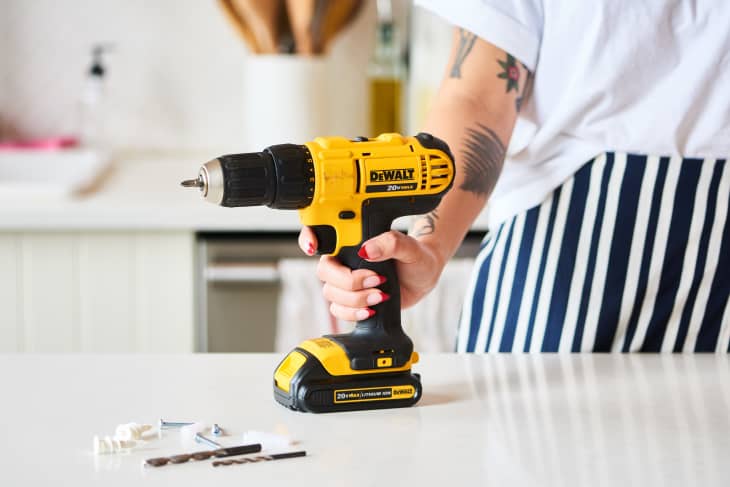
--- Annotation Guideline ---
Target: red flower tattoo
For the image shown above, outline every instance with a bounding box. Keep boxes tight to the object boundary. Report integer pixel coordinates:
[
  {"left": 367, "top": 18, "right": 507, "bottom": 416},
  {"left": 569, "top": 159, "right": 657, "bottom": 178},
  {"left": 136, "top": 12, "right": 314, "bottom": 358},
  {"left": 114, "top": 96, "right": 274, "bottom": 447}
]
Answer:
[{"left": 497, "top": 54, "right": 520, "bottom": 93}]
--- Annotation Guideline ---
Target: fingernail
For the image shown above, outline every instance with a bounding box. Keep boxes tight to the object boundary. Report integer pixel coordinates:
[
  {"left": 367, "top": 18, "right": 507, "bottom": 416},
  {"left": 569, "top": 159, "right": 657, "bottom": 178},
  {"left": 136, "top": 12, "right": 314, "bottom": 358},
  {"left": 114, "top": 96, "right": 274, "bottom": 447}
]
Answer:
[
  {"left": 363, "top": 275, "right": 382, "bottom": 288},
  {"left": 366, "top": 292, "right": 383, "bottom": 306},
  {"left": 366, "top": 292, "right": 390, "bottom": 305},
  {"left": 357, "top": 246, "right": 370, "bottom": 259},
  {"left": 360, "top": 244, "right": 383, "bottom": 260},
  {"left": 306, "top": 243, "right": 315, "bottom": 255},
  {"left": 355, "top": 308, "right": 375, "bottom": 320}
]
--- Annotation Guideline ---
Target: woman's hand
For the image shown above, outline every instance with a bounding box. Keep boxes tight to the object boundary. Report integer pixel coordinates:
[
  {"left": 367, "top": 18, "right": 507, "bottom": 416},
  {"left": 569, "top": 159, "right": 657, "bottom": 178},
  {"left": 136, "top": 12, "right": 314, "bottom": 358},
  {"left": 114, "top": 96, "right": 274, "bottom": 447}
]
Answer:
[{"left": 298, "top": 227, "right": 446, "bottom": 321}]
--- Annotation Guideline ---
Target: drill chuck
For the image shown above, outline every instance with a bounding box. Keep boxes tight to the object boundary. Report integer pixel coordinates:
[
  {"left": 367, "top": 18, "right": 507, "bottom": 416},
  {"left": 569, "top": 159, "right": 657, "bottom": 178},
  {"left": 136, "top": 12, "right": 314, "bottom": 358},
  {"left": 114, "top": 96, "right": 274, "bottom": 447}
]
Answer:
[{"left": 182, "top": 144, "right": 315, "bottom": 209}]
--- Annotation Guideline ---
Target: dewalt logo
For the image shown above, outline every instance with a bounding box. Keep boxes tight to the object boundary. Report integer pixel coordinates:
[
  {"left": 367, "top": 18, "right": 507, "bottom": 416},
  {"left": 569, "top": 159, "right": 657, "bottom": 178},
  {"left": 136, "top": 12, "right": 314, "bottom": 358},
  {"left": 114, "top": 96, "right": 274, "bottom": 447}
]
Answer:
[
  {"left": 370, "top": 168, "right": 415, "bottom": 182},
  {"left": 392, "top": 387, "right": 414, "bottom": 397}
]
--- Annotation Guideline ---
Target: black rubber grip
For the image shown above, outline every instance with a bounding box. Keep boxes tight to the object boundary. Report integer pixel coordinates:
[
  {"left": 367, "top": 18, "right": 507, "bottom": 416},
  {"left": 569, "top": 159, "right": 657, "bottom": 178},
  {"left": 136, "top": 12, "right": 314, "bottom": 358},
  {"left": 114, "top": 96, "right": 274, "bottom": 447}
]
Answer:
[
  {"left": 218, "top": 152, "right": 276, "bottom": 207},
  {"left": 327, "top": 194, "right": 442, "bottom": 370},
  {"left": 334, "top": 243, "right": 411, "bottom": 368},
  {"left": 217, "top": 145, "right": 314, "bottom": 209},
  {"left": 265, "top": 144, "right": 315, "bottom": 209}
]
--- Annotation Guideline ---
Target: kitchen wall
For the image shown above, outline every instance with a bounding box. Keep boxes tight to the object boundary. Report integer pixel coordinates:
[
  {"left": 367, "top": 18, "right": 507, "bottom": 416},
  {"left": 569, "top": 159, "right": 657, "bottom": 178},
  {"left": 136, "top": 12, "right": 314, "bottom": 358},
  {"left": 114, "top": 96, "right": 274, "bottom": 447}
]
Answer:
[
  {"left": 0, "top": 7, "right": 10, "bottom": 138},
  {"left": 0, "top": 0, "right": 400, "bottom": 153},
  {"left": 406, "top": 6, "right": 452, "bottom": 136}
]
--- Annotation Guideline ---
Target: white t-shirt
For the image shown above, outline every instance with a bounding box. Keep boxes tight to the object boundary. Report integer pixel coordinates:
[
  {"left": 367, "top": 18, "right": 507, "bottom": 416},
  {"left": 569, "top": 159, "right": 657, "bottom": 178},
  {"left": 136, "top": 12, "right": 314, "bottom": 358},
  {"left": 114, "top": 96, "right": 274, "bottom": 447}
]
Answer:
[{"left": 416, "top": 0, "right": 730, "bottom": 227}]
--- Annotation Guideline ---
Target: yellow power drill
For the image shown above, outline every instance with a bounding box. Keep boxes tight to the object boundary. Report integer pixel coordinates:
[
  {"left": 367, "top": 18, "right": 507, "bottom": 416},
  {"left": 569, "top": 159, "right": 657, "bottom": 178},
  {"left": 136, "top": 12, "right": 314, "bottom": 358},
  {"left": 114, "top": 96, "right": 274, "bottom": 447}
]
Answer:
[{"left": 182, "top": 133, "right": 454, "bottom": 413}]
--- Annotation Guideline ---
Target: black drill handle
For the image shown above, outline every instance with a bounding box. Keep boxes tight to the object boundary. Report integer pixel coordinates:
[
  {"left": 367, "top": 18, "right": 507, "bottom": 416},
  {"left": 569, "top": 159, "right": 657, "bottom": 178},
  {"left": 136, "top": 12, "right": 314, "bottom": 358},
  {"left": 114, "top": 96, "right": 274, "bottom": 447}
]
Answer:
[
  {"left": 337, "top": 243, "right": 402, "bottom": 339},
  {"left": 311, "top": 211, "right": 413, "bottom": 369},
  {"left": 331, "top": 207, "right": 414, "bottom": 370}
]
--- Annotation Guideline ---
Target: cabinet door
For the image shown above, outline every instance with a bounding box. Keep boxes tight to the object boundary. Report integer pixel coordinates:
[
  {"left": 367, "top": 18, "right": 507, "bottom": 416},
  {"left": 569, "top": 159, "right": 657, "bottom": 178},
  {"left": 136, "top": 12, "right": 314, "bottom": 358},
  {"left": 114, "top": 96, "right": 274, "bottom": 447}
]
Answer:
[
  {"left": 1, "top": 231, "right": 194, "bottom": 352},
  {"left": 0, "top": 234, "right": 21, "bottom": 351},
  {"left": 78, "top": 232, "right": 195, "bottom": 352},
  {"left": 20, "top": 234, "right": 78, "bottom": 352},
  {"left": 133, "top": 232, "right": 195, "bottom": 352},
  {"left": 77, "top": 234, "right": 136, "bottom": 352}
]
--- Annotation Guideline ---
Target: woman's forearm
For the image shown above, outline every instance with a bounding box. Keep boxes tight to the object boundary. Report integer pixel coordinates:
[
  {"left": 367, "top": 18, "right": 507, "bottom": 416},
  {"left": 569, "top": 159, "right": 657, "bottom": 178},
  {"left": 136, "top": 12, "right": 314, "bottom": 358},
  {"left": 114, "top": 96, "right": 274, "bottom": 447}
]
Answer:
[{"left": 411, "top": 29, "right": 530, "bottom": 267}]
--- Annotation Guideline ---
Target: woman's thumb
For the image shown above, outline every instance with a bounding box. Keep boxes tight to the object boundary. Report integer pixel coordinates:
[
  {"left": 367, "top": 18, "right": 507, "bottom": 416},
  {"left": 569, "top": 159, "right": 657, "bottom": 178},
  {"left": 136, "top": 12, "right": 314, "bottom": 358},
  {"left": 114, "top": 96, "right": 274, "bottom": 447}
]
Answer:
[{"left": 357, "top": 230, "right": 421, "bottom": 264}]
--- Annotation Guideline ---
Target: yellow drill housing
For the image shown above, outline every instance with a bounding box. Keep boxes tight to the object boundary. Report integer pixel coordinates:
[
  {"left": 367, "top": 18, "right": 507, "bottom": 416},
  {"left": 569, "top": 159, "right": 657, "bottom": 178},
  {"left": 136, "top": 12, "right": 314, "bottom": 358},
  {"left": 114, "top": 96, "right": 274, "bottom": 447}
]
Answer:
[{"left": 300, "top": 133, "right": 454, "bottom": 255}]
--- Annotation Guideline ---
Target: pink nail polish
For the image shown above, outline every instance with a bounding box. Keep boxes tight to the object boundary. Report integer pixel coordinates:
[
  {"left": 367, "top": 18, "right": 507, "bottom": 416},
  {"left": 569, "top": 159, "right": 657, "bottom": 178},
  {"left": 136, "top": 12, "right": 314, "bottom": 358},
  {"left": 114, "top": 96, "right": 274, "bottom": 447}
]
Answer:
[
  {"left": 380, "top": 292, "right": 391, "bottom": 302},
  {"left": 307, "top": 243, "right": 315, "bottom": 255}
]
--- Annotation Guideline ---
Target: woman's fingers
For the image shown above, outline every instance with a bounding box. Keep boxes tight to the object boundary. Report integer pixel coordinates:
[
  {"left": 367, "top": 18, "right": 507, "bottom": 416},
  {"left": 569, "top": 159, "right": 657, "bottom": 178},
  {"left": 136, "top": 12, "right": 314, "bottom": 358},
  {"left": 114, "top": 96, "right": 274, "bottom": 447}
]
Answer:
[
  {"left": 358, "top": 230, "right": 422, "bottom": 263},
  {"left": 329, "top": 302, "right": 376, "bottom": 322},
  {"left": 298, "top": 226, "right": 317, "bottom": 255},
  {"left": 322, "top": 282, "right": 390, "bottom": 309},
  {"left": 316, "top": 256, "right": 385, "bottom": 291}
]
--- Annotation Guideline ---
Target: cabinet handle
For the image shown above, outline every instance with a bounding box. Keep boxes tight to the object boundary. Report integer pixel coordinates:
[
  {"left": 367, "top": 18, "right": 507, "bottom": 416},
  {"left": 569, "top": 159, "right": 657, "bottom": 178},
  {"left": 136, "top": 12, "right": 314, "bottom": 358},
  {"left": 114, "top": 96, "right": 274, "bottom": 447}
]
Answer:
[{"left": 205, "top": 263, "right": 279, "bottom": 283}]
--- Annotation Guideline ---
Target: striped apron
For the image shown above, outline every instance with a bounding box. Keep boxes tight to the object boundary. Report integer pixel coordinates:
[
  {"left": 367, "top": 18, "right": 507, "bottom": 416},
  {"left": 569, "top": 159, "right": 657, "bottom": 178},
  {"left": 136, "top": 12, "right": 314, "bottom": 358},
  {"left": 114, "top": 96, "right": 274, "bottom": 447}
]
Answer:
[{"left": 458, "top": 152, "right": 730, "bottom": 353}]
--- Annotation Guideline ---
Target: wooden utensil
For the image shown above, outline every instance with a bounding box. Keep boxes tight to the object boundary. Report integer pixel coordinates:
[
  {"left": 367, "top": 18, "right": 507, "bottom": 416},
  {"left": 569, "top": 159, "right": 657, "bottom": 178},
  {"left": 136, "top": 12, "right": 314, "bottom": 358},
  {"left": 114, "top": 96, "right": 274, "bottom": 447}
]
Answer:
[
  {"left": 218, "top": 0, "right": 260, "bottom": 53},
  {"left": 316, "top": 0, "right": 363, "bottom": 54},
  {"left": 286, "top": 0, "right": 317, "bottom": 55},
  {"left": 236, "top": 0, "right": 284, "bottom": 54},
  {"left": 219, "top": 0, "right": 284, "bottom": 54}
]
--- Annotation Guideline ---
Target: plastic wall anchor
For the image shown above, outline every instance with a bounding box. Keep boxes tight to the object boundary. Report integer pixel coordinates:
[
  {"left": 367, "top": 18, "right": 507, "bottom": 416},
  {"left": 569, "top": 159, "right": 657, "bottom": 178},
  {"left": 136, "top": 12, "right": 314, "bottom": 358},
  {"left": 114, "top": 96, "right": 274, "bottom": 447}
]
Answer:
[
  {"left": 94, "top": 435, "right": 136, "bottom": 455},
  {"left": 114, "top": 423, "right": 154, "bottom": 441}
]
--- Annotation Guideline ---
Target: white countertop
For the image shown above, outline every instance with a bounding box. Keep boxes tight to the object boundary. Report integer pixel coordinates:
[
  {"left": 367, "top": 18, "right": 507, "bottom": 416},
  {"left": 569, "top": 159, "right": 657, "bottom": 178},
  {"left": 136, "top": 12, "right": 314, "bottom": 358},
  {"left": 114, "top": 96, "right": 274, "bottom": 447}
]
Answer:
[
  {"left": 0, "top": 154, "right": 491, "bottom": 232},
  {"left": 1, "top": 353, "right": 728, "bottom": 486}
]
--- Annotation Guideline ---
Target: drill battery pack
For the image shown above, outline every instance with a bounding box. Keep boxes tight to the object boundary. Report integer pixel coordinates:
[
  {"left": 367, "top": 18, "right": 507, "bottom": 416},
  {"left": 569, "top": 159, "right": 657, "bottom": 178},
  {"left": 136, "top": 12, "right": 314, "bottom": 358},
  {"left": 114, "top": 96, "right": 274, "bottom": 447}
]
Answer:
[{"left": 274, "top": 339, "right": 422, "bottom": 413}]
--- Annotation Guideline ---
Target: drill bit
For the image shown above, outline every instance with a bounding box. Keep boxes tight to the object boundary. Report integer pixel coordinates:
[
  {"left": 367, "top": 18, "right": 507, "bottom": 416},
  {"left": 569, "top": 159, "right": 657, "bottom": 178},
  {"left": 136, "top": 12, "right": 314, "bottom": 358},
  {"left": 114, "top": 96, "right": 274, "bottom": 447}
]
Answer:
[
  {"left": 144, "top": 443, "right": 262, "bottom": 467},
  {"left": 211, "top": 450, "right": 306, "bottom": 467},
  {"left": 181, "top": 178, "right": 204, "bottom": 188}
]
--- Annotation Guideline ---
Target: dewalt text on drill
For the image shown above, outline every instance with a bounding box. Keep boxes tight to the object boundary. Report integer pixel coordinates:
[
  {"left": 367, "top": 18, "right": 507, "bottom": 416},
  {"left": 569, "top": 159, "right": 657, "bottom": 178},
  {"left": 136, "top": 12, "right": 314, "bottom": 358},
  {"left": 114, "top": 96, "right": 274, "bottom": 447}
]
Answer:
[{"left": 182, "top": 133, "right": 454, "bottom": 413}]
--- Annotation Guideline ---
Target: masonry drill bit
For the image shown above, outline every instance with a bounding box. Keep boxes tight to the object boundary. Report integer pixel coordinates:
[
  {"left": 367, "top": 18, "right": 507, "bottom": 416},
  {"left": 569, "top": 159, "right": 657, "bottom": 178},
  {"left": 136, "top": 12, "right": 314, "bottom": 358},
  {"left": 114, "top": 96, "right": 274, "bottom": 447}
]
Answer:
[{"left": 211, "top": 450, "right": 306, "bottom": 467}]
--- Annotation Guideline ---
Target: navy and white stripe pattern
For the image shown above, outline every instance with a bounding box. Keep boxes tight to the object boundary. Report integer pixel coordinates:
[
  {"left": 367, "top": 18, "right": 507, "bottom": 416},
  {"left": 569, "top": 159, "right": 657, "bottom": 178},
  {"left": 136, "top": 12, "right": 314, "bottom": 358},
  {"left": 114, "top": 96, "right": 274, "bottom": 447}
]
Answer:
[{"left": 458, "top": 153, "right": 730, "bottom": 352}]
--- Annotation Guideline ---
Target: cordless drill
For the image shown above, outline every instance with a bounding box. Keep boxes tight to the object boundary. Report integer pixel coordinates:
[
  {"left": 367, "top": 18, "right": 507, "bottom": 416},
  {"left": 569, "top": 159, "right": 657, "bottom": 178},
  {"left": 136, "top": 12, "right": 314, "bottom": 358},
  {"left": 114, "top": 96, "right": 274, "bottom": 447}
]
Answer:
[{"left": 182, "top": 133, "right": 454, "bottom": 413}]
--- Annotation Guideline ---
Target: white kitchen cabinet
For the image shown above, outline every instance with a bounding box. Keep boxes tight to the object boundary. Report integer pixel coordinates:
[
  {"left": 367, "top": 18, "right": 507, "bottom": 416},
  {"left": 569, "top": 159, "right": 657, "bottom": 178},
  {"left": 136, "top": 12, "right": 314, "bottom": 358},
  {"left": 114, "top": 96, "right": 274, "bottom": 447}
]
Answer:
[
  {"left": 21, "top": 234, "right": 78, "bottom": 351},
  {"left": 0, "top": 232, "right": 194, "bottom": 352},
  {"left": 0, "top": 235, "right": 20, "bottom": 351}
]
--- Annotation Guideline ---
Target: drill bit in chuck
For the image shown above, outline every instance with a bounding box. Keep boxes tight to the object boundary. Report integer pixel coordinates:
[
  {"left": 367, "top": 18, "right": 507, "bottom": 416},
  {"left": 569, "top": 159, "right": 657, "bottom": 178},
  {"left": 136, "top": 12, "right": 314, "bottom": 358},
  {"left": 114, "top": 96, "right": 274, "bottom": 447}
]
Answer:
[{"left": 181, "top": 178, "right": 204, "bottom": 189}]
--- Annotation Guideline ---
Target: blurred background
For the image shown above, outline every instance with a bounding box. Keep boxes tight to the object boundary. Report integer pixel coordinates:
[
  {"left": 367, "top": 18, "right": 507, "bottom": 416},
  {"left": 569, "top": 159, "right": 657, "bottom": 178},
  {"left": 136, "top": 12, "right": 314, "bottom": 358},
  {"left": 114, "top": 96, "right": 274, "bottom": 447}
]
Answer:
[{"left": 0, "top": 0, "right": 487, "bottom": 354}]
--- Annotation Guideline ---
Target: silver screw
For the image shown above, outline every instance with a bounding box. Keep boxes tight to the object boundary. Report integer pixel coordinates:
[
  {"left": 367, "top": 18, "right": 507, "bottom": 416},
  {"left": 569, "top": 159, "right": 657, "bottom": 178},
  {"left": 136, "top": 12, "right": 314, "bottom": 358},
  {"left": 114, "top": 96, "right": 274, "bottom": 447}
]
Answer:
[
  {"left": 211, "top": 424, "right": 223, "bottom": 437},
  {"left": 158, "top": 418, "right": 195, "bottom": 430},
  {"left": 195, "top": 432, "right": 222, "bottom": 449}
]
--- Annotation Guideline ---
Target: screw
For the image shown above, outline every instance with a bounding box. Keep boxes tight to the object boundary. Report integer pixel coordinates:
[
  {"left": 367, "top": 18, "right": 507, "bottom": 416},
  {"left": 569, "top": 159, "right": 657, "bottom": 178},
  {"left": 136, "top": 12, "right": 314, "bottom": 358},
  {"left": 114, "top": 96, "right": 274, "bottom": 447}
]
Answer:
[
  {"left": 158, "top": 418, "right": 195, "bottom": 430},
  {"left": 211, "top": 424, "right": 223, "bottom": 437},
  {"left": 195, "top": 432, "right": 222, "bottom": 449}
]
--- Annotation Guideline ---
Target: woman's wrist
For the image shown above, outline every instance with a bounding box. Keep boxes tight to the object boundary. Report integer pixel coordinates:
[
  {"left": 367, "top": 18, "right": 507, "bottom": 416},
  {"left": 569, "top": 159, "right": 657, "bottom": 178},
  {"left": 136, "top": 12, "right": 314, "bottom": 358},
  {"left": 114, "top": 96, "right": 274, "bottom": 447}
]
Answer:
[{"left": 409, "top": 218, "right": 458, "bottom": 272}]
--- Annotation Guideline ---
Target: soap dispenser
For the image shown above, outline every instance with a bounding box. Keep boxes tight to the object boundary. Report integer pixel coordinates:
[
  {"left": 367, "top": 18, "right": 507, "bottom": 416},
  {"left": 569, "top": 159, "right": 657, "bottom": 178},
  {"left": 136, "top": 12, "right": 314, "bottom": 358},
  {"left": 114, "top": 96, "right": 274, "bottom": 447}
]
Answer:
[{"left": 78, "top": 44, "right": 111, "bottom": 149}]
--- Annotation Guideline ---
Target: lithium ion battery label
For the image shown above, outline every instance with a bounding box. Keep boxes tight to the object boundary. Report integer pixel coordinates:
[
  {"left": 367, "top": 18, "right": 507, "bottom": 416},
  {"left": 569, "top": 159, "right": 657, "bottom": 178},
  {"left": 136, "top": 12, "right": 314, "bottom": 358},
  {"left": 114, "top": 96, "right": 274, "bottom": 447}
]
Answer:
[{"left": 333, "top": 385, "right": 416, "bottom": 403}]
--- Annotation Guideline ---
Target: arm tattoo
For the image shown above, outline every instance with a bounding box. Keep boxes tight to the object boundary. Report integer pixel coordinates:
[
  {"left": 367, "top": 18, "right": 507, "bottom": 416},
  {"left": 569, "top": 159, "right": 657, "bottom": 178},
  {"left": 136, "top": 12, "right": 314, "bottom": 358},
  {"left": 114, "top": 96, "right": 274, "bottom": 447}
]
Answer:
[
  {"left": 497, "top": 54, "right": 520, "bottom": 92},
  {"left": 450, "top": 29, "right": 477, "bottom": 78},
  {"left": 412, "top": 209, "right": 439, "bottom": 238},
  {"left": 459, "top": 123, "right": 506, "bottom": 197}
]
